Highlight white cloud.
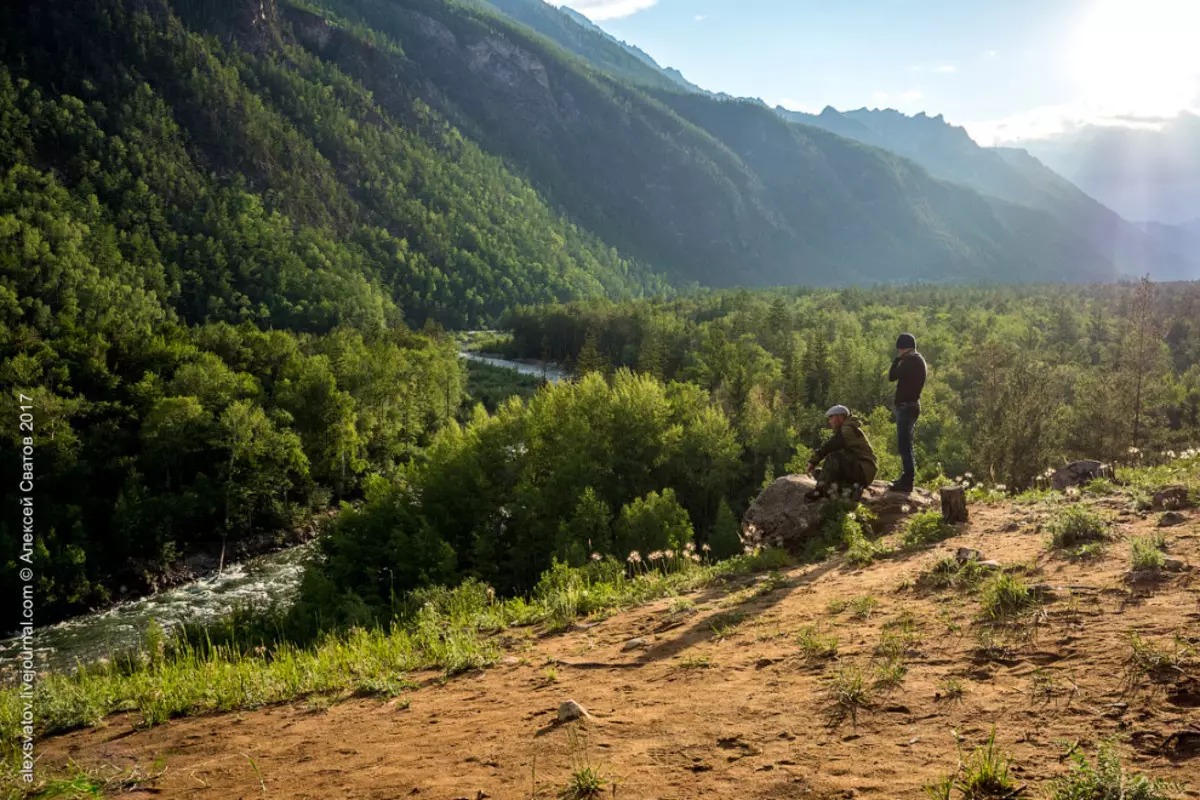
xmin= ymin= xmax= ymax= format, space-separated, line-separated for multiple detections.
xmin=555 ymin=0 xmax=659 ymax=20
xmin=982 ymin=49 xmax=999 ymax=60
xmin=694 ymin=14 xmax=707 ymax=21
xmin=963 ymin=102 xmax=1197 ymax=146
xmin=933 ymin=64 xmax=956 ymax=73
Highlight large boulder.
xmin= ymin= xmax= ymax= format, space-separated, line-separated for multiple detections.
xmin=741 ymin=475 xmax=935 ymax=551
xmin=1050 ymin=460 xmax=1113 ymax=491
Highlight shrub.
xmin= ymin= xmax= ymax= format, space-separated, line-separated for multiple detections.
xmin=615 ymin=488 xmax=694 ymax=558
xmin=979 ymin=574 xmax=1034 ymax=619
xmin=1047 ymin=738 xmax=1177 ymax=800
xmin=1047 ymin=506 xmax=1110 ymax=549
xmin=902 ymin=510 xmax=956 ymax=547
xmin=708 ymin=498 xmax=743 ymax=561
xmin=1130 ymin=535 xmax=1166 ymax=571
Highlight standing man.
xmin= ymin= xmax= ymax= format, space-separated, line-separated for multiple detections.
xmin=888 ymin=333 xmax=927 ymax=493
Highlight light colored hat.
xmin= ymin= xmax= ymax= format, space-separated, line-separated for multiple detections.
xmin=825 ymin=405 xmax=851 ymax=418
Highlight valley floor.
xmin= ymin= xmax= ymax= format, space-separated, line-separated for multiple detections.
xmin=39 ymin=504 xmax=1200 ymax=799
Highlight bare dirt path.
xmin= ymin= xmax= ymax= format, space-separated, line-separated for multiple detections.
xmin=40 ymin=505 xmax=1200 ymax=799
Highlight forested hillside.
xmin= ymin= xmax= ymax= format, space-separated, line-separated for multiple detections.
xmin=0 ymin=0 xmax=663 ymax=620
xmin=775 ymin=107 xmax=1199 ymax=281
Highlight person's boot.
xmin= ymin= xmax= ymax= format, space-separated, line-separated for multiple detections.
xmin=889 ymin=479 xmax=913 ymax=494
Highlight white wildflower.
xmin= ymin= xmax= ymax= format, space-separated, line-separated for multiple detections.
xmin=590 ymin=552 xmax=602 ymax=561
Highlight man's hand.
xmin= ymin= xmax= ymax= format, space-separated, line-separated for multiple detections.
xmin=806 ymin=462 xmax=815 ymax=477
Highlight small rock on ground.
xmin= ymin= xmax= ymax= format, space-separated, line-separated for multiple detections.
xmin=622 ymin=637 xmax=649 ymax=651
xmin=955 ymin=548 xmax=984 ymax=563
xmin=1158 ymin=511 xmax=1187 ymax=528
xmin=557 ymin=700 xmax=590 ymax=722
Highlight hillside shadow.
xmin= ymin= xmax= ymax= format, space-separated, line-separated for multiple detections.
xmin=631 ymin=558 xmax=843 ymax=666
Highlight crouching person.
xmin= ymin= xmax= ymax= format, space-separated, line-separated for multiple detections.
xmin=805 ymin=405 xmax=878 ymax=503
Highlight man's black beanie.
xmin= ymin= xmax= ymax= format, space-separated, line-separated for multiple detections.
xmin=896 ymin=333 xmax=917 ymax=350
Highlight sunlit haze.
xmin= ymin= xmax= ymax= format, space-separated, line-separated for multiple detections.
xmin=554 ymin=0 xmax=1200 ymax=146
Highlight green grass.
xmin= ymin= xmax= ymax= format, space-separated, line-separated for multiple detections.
xmin=1047 ymin=738 xmax=1178 ymax=800
xmin=937 ymin=676 xmax=966 ymax=701
xmin=902 ymin=510 xmax=958 ymax=547
xmin=848 ymin=595 xmax=881 ymax=620
xmin=677 ymin=654 xmax=712 ymax=670
xmin=1047 ymin=506 xmax=1111 ymax=549
xmin=559 ymin=766 xmax=607 ymax=800
xmin=1130 ymin=535 xmax=1167 ymax=571
xmin=796 ymin=626 xmax=839 ymax=661
xmin=979 ymin=573 xmax=1035 ymax=620
xmin=0 ymin=548 xmax=790 ymax=784
xmin=955 ymin=728 xmax=1017 ymax=799
xmin=824 ymin=665 xmax=872 ymax=726
xmin=917 ymin=557 xmax=989 ymax=592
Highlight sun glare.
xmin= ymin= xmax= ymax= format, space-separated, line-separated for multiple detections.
xmin=1068 ymin=0 xmax=1200 ymax=116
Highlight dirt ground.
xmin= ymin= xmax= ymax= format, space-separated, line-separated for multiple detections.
xmin=39 ymin=504 xmax=1200 ymax=799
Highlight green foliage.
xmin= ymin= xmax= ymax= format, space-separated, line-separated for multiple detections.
xmin=796 ymin=626 xmax=839 ymax=661
xmin=1047 ymin=506 xmax=1112 ymax=549
xmin=955 ymin=729 xmax=1016 ymax=799
xmin=979 ymin=573 xmax=1035 ymax=619
xmin=708 ymin=499 xmax=744 ymax=561
xmin=825 ymin=665 xmax=872 ymax=726
xmin=902 ymin=510 xmax=957 ymax=547
xmin=615 ymin=489 xmax=694 ymax=559
xmin=1130 ymin=535 xmax=1167 ymax=571
xmin=1047 ymin=739 xmax=1178 ymax=800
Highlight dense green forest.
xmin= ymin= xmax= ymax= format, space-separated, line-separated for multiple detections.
xmin=295 ymin=281 xmax=1200 ymax=627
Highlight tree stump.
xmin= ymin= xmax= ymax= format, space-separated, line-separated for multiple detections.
xmin=940 ymin=486 xmax=968 ymax=524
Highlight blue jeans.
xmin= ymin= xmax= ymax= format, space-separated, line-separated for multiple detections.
xmin=895 ymin=402 xmax=920 ymax=484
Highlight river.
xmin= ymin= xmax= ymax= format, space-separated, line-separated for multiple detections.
xmin=0 ymin=543 xmax=315 ymax=676
xmin=458 ymin=350 xmax=569 ymax=384
xmin=1 ymin=354 xmax=566 ymax=674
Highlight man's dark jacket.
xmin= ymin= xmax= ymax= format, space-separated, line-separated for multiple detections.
xmin=889 ymin=351 xmax=927 ymax=405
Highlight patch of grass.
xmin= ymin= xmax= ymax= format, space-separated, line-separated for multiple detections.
xmin=1124 ymin=633 xmax=1193 ymax=690
xmin=1068 ymin=541 xmax=1107 ymax=560
xmin=5 ymin=759 xmax=166 ymax=800
xmin=923 ymin=775 xmax=954 ymax=800
xmin=848 ymin=595 xmax=881 ymax=620
xmin=827 ymin=599 xmax=849 ymax=614
xmin=559 ymin=727 xmax=608 ymax=800
xmin=937 ymin=676 xmax=966 ymax=702
xmin=1047 ymin=738 xmax=1178 ymax=800
xmin=669 ymin=597 xmax=695 ymax=614
xmin=876 ymin=615 xmax=920 ymax=660
xmin=1130 ymin=535 xmax=1167 ymax=571
xmin=955 ymin=728 xmax=1017 ymax=799
xmin=902 ymin=510 xmax=957 ymax=547
xmin=918 ymin=557 xmax=988 ymax=592
xmin=1082 ymin=477 xmax=1119 ymax=496
xmin=708 ymin=611 xmax=746 ymax=641
xmin=1047 ymin=506 xmax=1111 ymax=549
xmin=543 ymin=667 xmax=559 ymax=683
xmin=873 ymin=656 xmax=907 ymax=690
xmin=824 ymin=664 xmax=872 ymax=726
xmin=796 ymin=626 xmax=839 ymax=662
xmin=979 ymin=573 xmax=1035 ymax=620
xmin=678 ymin=655 xmax=711 ymax=670
xmin=754 ymin=571 xmax=788 ymax=596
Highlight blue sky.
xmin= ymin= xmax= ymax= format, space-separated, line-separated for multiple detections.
xmin=555 ymin=0 xmax=1200 ymax=145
